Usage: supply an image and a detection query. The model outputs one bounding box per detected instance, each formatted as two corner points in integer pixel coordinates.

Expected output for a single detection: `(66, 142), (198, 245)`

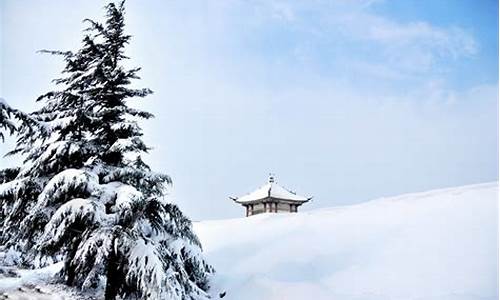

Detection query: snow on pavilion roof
(233, 176), (311, 204)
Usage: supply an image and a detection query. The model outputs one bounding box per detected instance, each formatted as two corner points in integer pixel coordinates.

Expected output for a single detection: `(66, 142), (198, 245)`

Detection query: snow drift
(195, 183), (498, 300)
(0, 183), (497, 299)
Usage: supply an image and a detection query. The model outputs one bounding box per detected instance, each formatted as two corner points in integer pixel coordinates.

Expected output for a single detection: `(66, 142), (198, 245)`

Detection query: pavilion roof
(232, 176), (311, 204)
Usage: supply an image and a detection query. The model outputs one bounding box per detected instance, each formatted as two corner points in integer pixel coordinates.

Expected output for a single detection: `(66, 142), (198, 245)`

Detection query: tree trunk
(65, 241), (80, 286)
(104, 237), (120, 300)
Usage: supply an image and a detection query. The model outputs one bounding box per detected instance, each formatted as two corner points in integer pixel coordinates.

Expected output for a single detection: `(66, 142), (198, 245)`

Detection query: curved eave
(230, 196), (312, 205)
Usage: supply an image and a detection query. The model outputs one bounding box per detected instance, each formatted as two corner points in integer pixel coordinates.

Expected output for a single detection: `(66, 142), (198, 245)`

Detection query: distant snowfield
(194, 183), (498, 300)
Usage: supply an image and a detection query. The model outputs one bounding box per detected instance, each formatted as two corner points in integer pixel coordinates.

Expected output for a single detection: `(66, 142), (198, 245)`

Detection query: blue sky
(0, 0), (498, 220)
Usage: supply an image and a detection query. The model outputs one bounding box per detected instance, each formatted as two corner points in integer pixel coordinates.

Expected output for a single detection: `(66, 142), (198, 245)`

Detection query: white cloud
(362, 16), (478, 62)
(249, 1), (478, 76)
(335, 10), (477, 74)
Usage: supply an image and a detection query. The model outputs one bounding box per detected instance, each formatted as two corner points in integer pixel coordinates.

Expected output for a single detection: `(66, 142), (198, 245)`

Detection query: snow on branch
(124, 237), (167, 299)
(0, 178), (27, 199)
(39, 198), (107, 251)
(108, 137), (149, 154)
(19, 141), (88, 177)
(102, 165), (171, 197)
(0, 98), (46, 142)
(36, 169), (99, 209)
(114, 184), (142, 211)
(73, 227), (114, 290)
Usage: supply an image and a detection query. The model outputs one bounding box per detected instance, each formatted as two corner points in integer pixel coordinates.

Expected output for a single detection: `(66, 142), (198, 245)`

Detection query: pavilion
(230, 175), (312, 217)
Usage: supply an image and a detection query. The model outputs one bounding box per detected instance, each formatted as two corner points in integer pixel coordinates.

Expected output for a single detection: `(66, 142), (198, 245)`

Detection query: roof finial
(268, 173), (275, 183)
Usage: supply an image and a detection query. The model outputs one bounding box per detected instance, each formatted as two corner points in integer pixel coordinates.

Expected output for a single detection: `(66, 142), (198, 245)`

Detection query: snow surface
(0, 262), (86, 299)
(0, 183), (497, 299)
(0, 263), (63, 292)
(196, 182), (498, 300)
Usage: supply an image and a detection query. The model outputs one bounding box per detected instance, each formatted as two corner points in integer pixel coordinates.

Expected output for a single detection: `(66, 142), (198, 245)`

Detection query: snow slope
(195, 183), (498, 300)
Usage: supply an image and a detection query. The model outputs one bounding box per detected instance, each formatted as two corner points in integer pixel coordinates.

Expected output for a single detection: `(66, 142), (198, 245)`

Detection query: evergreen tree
(0, 2), (213, 299)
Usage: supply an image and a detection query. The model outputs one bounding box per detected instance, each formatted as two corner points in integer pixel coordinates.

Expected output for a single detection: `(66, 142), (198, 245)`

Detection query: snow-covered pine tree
(1, 1), (213, 299)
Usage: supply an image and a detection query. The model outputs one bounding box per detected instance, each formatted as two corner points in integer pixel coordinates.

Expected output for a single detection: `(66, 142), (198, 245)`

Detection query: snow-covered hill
(195, 183), (498, 300)
(0, 183), (497, 299)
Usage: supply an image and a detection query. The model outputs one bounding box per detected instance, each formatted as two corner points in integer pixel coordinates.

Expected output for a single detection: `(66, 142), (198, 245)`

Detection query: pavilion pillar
(274, 202), (278, 213)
